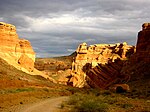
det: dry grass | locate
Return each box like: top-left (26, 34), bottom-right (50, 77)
top-left (0, 55), bottom-right (150, 112)
top-left (0, 57), bottom-right (80, 111)
top-left (62, 89), bottom-right (150, 112)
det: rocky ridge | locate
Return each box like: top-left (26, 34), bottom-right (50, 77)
top-left (70, 42), bottom-right (135, 88)
top-left (69, 23), bottom-right (150, 92)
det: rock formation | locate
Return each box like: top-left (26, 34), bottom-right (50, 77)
top-left (70, 42), bottom-right (135, 88)
top-left (121, 23), bottom-right (150, 79)
top-left (86, 59), bottom-right (131, 89)
top-left (119, 23), bottom-right (150, 98)
top-left (0, 22), bottom-right (35, 73)
top-left (0, 22), bottom-right (57, 81)
top-left (134, 23), bottom-right (150, 63)
top-left (70, 23), bottom-right (150, 91)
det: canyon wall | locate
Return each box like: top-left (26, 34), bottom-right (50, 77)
top-left (70, 23), bottom-right (150, 89)
top-left (134, 23), bottom-right (150, 63)
top-left (121, 23), bottom-right (150, 80)
top-left (70, 42), bottom-right (135, 88)
top-left (0, 22), bottom-right (35, 73)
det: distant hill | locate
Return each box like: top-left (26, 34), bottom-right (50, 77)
top-left (34, 53), bottom-right (76, 85)
top-left (35, 53), bottom-right (75, 72)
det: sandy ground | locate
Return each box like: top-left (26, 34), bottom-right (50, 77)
top-left (2, 96), bottom-right (69, 112)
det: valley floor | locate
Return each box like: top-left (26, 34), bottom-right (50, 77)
top-left (11, 96), bottom-right (68, 112)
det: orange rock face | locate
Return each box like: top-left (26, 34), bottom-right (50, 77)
top-left (70, 42), bottom-right (135, 88)
top-left (0, 22), bottom-right (35, 72)
top-left (134, 23), bottom-right (150, 62)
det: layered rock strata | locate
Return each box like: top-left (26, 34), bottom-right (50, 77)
top-left (70, 42), bottom-right (135, 88)
top-left (0, 22), bottom-right (35, 72)
top-left (86, 59), bottom-right (130, 89)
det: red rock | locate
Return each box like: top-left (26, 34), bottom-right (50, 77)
top-left (70, 42), bottom-right (135, 88)
top-left (135, 23), bottom-right (150, 62)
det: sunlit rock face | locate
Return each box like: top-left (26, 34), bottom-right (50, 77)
top-left (0, 22), bottom-right (35, 72)
top-left (134, 23), bottom-right (150, 62)
top-left (70, 42), bottom-right (135, 88)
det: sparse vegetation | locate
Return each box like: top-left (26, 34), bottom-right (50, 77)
top-left (62, 89), bottom-right (150, 112)
top-left (0, 56), bottom-right (150, 112)
top-left (0, 57), bottom-right (76, 111)
top-left (0, 88), bottom-right (34, 94)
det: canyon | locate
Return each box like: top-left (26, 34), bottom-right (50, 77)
top-left (0, 22), bottom-right (149, 91)
top-left (34, 23), bottom-right (150, 92)
top-left (0, 22), bottom-right (150, 112)
top-left (69, 23), bottom-right (150, 89)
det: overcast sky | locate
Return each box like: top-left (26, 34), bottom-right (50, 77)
top-left (0, 0), bottom-right (149, 57)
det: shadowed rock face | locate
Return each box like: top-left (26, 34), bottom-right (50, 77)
top-left (121, 23), bottom-right (150, 80)
top-left (0, 22), bottom-right (35, 72)
top-left (135, 23), bottom-right (150, 63)
top-left (70, 42), bottom-right (135, 88)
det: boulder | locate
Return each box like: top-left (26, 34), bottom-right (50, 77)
top-left (109, 84), bottom-right (130, 93)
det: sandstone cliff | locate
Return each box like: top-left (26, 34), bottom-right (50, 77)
top-left (133, 23), bottom-right (150, 63)
top-left (122, 23), bottom-right (150, 78)
top-left (120, 23), bottom-right (150, 97)
top-left (0, 22), bottom-right (55, 82)
top-left (70, 42), bottom-right (135, 88)
top-left (70, 23), bottom-right (150, 91)
top-left (0, 22), bottom-right (36, 73)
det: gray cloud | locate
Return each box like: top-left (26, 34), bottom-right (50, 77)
top-left (0, 0), bottom-right (150, 57)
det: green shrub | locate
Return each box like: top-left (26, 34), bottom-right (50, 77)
top-left (75, 100), bottom-right (108, 112)
top-left (60, 103), bottom-right (65, 109)
top-left (15, 88), bottom-right (34, 92)
top-left (120, 103), bottom-right (133, 109)
top-left (103, 96), bottom-right (118, 104)
top-left (66, 87), bottom-right (79, 94)
top-left (62, 90), bottom-right (149, 112)
top-left (67, 94), bottom-right (82, 105)
top-left (43, 88), bottom-right (49, 92)
top-left (67, 93), bottom-right (109, 112)
top-left (102, 90), bottom-right (112, 96)
top-left (5, 88), bottom-right (34, 93)
top-left (89, 88), bottom-right (101, 96)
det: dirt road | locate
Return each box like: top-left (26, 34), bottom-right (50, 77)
top-left (19, 96), bottom-right (69, 112)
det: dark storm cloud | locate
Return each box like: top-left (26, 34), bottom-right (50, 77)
top-left (0, 0), bottom-right (150, 57)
